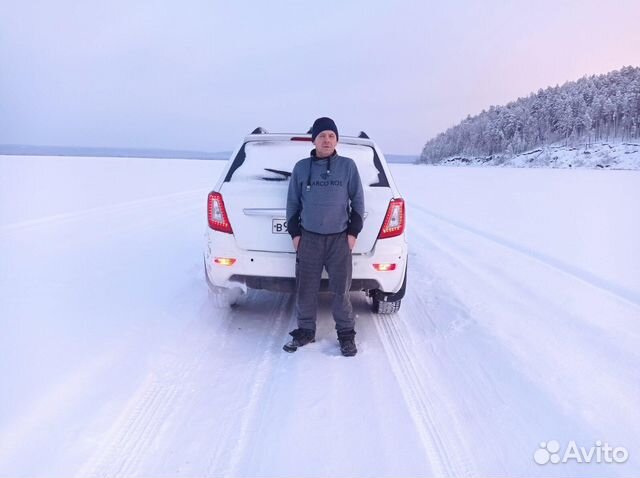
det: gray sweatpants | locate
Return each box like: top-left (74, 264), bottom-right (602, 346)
top-left (295, 228), bottom-right (354, 333)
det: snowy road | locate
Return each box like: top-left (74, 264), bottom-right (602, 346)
top-left (1, 156), bottom-right (639, 477)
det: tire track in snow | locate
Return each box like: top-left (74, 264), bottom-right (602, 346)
top-left (382, 231), bottom-right (526, 475)
top-left (374, 314), bottom-right (475, 478)
top-left (409, 204), bottom-right (640, 352)
top-left (74, 315), bottom-right (220, 478)
top-left (406, 204), bottom-right (640, 441)
top-left (77, 291), bottom-right (293, 478)
top-left (205, 292), bottom-right (295, 478)
top-left (2, 187), bottom-right (213, 477)
top-left (410, 204), bottom-right (640, 309)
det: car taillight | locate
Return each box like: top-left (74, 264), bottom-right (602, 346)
top-left (378, 198), bottom-right (405, 239)
top-left (207, 191), bottom-right (233, 234)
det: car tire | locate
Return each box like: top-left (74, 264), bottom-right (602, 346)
top-left (373, 296), bottom-right (401, 314)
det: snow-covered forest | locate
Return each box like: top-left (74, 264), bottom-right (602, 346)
top-left (420, 66), bottom-right (640, 164)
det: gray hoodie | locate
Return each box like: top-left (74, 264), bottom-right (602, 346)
top-left (287, 149), bottom-right (364, 238)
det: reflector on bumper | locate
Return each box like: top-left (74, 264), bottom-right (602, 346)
top-left (214, 257), bottom-right (237, 266)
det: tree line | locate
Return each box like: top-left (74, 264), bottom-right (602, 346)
top-left (419, 66), bottom-right (640, 164)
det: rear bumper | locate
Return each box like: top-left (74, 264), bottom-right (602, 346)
top-left (204, 229), bottom-right (407, 294)
top-left (227, 275), bottom-right (379, 293)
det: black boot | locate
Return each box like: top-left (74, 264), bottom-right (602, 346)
top-left (337, 329), bottom-right (357, 357)
top-left (283, 328), bottom-right (316, 353)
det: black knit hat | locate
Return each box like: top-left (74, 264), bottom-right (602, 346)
top-left (310, 117), bottom-right (339, 142)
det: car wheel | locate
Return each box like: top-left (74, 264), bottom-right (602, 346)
top-left (373, 296), bottom-right (401, 314)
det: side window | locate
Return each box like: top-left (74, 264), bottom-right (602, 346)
top-left (338, 144), bottom-right (389, 188)
top-left (224, 143), bottom-right (247, 182)
top-left (370, 148), bottom-right (390, 187)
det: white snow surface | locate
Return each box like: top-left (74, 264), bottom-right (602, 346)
top-left (1, 155), bottom-right (639, 477)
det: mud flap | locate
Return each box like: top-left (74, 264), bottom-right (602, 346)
top-left (369, 260), bottom-right (407, 302)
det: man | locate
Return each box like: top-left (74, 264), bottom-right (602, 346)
top-left (284, 117), bottom-right (365, 357)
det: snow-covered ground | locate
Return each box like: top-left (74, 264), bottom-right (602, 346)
top-left (1, 155), bottom-right (639, 477)
top-left (432, 141), bottom-right (640, 170)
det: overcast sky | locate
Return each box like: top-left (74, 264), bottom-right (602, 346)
top-left (1, 0), bottom-right (639, 155)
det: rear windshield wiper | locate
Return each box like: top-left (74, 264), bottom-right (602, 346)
top-left (261, 168), bottom-right (292, 181)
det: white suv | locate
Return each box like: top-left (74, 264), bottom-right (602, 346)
top-left (204, 128), bottom-right (407, 313)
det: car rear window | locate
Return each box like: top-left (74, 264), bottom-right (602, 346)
top-left (224, 141), bottom-right (389, 187)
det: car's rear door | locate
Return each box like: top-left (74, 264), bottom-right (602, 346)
top-left (219, 139), bottom-right (393, 254)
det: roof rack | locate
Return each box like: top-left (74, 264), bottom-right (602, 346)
top-left (304, 128), bottom-right (371, 139)
top-left (250, 127), bottom-right (372, 139)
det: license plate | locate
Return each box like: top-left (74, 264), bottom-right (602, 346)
top-left (272, 218), bottom-right (288, 234)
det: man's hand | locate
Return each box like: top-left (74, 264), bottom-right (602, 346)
top-left (293, 236), bottom-right (301, 251)
top-left (348, 234), bottom-right (356, 251)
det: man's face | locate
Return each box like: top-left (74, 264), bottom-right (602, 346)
top-left (313, 130), bottom-right (338, 157)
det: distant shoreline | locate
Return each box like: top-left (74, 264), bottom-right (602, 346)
top-left (0, 145), bottom-right (231, 160)
top-left (0, 145), bottom-right (419, 163)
